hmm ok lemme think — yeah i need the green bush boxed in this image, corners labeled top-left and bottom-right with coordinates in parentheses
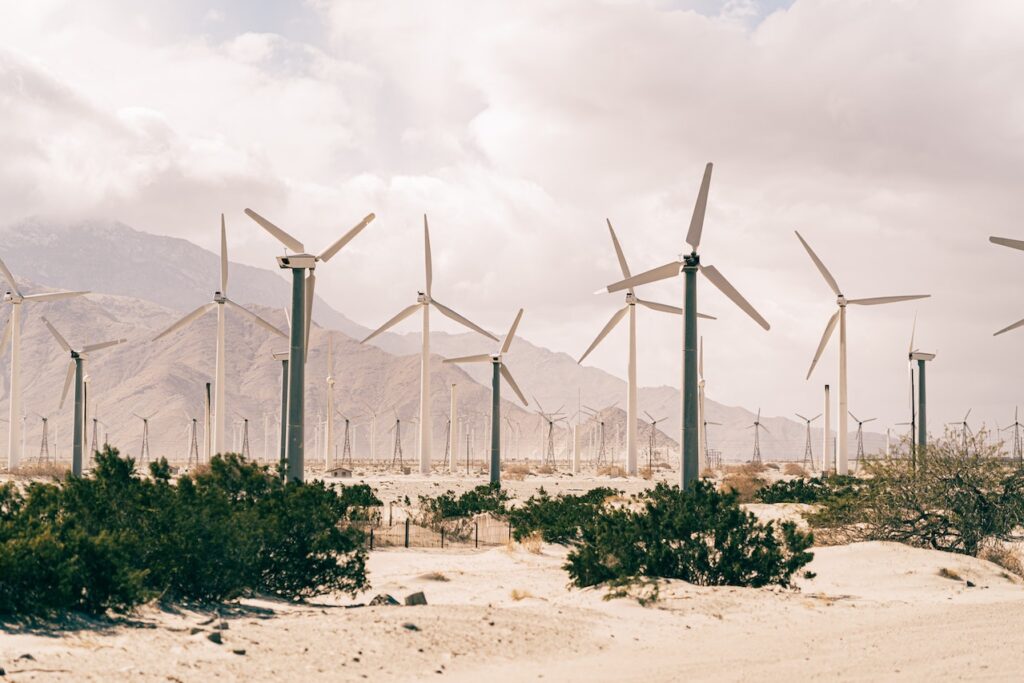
top-left (755, 475), bottom-right (862, 504)
top-left (810, 430), bottom-right (1024, 556)
top-left (0, 447), bottom-right (369, 617)
top-left (418, 483), bottom-right (510, 528)
top-left (510, 487), bottom-right (619, 544)
top-left (566, 481), bottom-right (814, 589)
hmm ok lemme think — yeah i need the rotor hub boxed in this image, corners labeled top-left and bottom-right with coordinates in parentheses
top-left (214, 292), bottom-right (226, 303)
top-left (417, 292), bottom-right (428, 304)
top-left (837, 295), bottom-right (847, 306)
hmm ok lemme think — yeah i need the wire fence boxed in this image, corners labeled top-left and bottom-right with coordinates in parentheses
top-left (355, 515), bottom-right (514, 550)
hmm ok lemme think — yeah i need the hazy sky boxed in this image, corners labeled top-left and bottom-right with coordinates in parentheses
top-left (2, 0), bottom-right (1023, 434)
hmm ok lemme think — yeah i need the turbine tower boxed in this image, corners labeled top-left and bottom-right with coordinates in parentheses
top-left (947, 409), bottom-right (972, 450)
top-left (325, 333), bottom-right (335, 468)
top-left (795, 231), bottom-right (929, 475)
top-left (134, 411), bottom-right (157, 464)
top-left (362, 215), bottom-right (496, 476)
top-left (796, 412), bottom-right (821, 470)
top-left (153, 215), bottom-right (286, 459)
top-left (533, 398), bottom-right (565, 468)
top-left (908, 317), bottom-right (936, 457)
top-left (580, 220), bottom-right (712, 476)
top-left (644, 411), bottom-right (667, 472)
top-left (600, 163), bottom-right (770, 488)
top-left (748, 409), bottom-right (768, 464)
top-left (0, 255), bottom-right (88, 468)
top-left (849, 411), bottom-right (877, 462)
top-left (37, 415), bottom-right (50, 463)
top-left (41, 317), bottom-right (124, 476)
top-left (443, 309), bottom-right (529, 485)
top-left (245, 208), bottom-right (375, 481)
top-left (1002, 408), bottom-right (1023, 463)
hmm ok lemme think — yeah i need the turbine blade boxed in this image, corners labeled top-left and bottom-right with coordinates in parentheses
top-left (807, 310), bottom-right (840, 379)
top-left (699, 264), bottom-right (770, 330)
top-left (990, 236), bottom-right (1024, 252)
top-left (606, 219), bottom-right (632, 286)
top-left (601, 261), bottom-right (681, 294)
top-left (60, 361), bottom-right (75, 409)
top-left (794, 231), bottom-right (841, 297)
top-left (225, 298), bottom-right (287, 337)
top-left (864, 418), bottom-right (877, 423)
top-left (578, 306), bottom-right (628, 364)
top-left (849, 411), bottom-right (860, 423)
top-left (41, 316), bottom-right (72, 353)
top-left (318, 213), bottom-right (376, 262)
top-left (811, 414), bottom-right (821, 422)
top-left (0, 256), bottom-right (21, 296)
top-left (304, 271), bottom-right (315, 361)
top-left (795, 413), bottom-right (807, 422)
top-left (220, 213), bottom-right (228, 295)
top-left (848, 295), bottom-right (930, 306)
top-left (361, 303), bottom-right (421, 343)
top-left (244, 209), bottom-right (305, 253)
top-left (432, 299), bottom-right (498, 341)
top-left (424, 215), bottom-right (432, 298)
top-left (636, 298), bottom-right (680, 315)
top-left (909, 314), bottom-right (917, 355)
top-left (686, 162), bottom-right (713, 250)
top-left (500, 363), bottom-right (529, 407)
top-left (995, 317), bottom-right (1024, 336)
top-left (500, 308), bottom-right (524, 355)
top-left (0, 317), bottom-right (10, 357)
top-left (443, 354), bottom-right (492, 364)
top-left (82, 338), bottom-right (125, 353)
top-left (23, 290), bottom-right (89, 302)
top-left (153, 303), bottom-right (216, 340)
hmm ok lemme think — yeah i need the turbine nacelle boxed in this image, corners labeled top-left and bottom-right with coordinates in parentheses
top-left (276, 254), bottom-right (317, 270)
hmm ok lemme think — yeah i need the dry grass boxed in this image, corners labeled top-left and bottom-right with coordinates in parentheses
top-left (723, 462), bottom-right (767, 476)
top-left (418, 572), bottom-right (450, 582)
top-left (598, 465), bottom-right (627, 478)
top-left (639, 467), bottom-right (654, 480)
top-left (980, 544), bottom-right (1024, 578)
top-left (520, 531), bottom-right (543, 554)
top-left (938, 567), bottom-right (963, 581)
top-left (720, 472), bottom-right (767, 503)
top-left (6, 461), bottom-right (69, 480)
top-left (699, 468), bottom-right (716, 479)
top-left (536, 464), bottom-right (555, 475)
top-left (510, 588), bottom-right (535, 601)
top-left (503, 463), bottom-right (531, 480)
top-left (783, 463), bottom-right (809, 477)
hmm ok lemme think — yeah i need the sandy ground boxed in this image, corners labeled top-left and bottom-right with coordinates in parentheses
top-left (3, 470), bottom-right (1024, 681)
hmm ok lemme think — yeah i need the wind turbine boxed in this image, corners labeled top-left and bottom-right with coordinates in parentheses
top-left (796, 412), bottom-right (821, 470)
top-left (153, 215), bottom-right (286, 460)
top-left (532, 397), bottom-right (565, 468)
top-left (849, 411), bottom-right (877, 462)
top-left (245, 208), bottom-right (375, 481)
top-left (1001, 408), bottom-right (1023, 463)
top-left (0, 255), bottom-right (88, 468)
top-left (580, 220), bottom-right (713, 476)
top-left (443, 309), bottom-right (529, 485)
top-left (133, 411), bottom-right (158, 464)
top-left (41, 317), bottom-right (124, 476)
top-left (795, 231), bottom-right (929, 475)
top-left (644, 411), bottom-right (668, 472)
top-left (748, 408), bottom-right (768, 464)
top-left (599, 163), bottom-right (770, 488)
top-left (361, 216), bottom-right (496, 476)
top-left (907, 317), bottom-right (936, 456)
top-left (947, 409), bottom-right (973, 450)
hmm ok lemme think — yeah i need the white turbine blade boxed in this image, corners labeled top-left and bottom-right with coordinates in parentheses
top-left (794, 231), bottom-right (841, 297)
top-left (23, 290), bottom-right (89, 303)
top-left (59, 361), bottom-right (75, 409)
top-left (847, 295), bottom-right (930, 306)
top-left (361, 303), bottom-right (421, 343)
top-left (224, 299), bottom-right (287, 337)
top-left (432, 299), bottom-right (498, 341)
top-left (424, 215), bottom-right (433, 298)
top-left (153, 302), bottom-right (216, 340)
top-left (500, 364), bottom-right (529, 407)
top-left (636, 298), bottom-right (680, 315)
top-left (807, 310), bottom-right (840, 379)
top-left (795, 412), bottom-right (808, 422)
top-left (686, 162), bottom-right (713, 251)
top-left (811, 413), bottom-right (821, 422)
top-left (500, 308), bottom-right (524, 355)
top-left (318, 213), bottom-right (376, 262)
top-left (699, 264), bottom-right (770, 330)
top-left (244, 209), bottom-right (305, 253)
top-left (864, 417), bottom-right (878, 424)
top-left (991, 236), bottom-right (1024, 252)
top-left (304, 272), bottom-right (315, 361)
top-left (600, 261), bottom-right (681, 295)
top-left (578, 306), bottom-right (628, 364)
top-left (82, 338), bottom-right (125, 353)
top-left (220, 213), bottom-right (228, 295)
top-left (606, 219), bottom-right (632, 286)
top-left (849, 410), bottom-right (860, 423)
top-left (909, 314), bottom-right (917, 355)
top-left (443, 354), bottom-right (491, 364)
top-left (0, 256), bottom-right (21, 296)
top-left (41, 316), bottom-right (72, 353)
top-left (995, 317), bottom-right (1024, 336)
top-left (0, 317), bottom-right (10, 357)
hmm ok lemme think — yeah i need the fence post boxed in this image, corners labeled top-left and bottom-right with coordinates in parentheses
top-left (370, 528), bottom-right (374, 550)
top-left (404, 518), bottom-right (410, 548)
top-left (508, 519), bottom-right (513, 543)
top-left (441, 527), bottom-right (445, 549)
top-left (474, 522), bottom-right (479, 549)
top-left (389, 502), bottom-right (393, 527)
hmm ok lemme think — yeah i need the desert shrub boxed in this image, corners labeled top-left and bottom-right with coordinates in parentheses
top-left (809, 430), bottom-right (1024, 557)
top-left (720, 472), bottom-right (767, 502)
top-left (783, 463), bottom-right (808, 477)
top-left (510, 487), bottom-right (619, 545)
top-left (755, 475), bottom-right (861, 504)
top-left (598, 465), bottom-right (627, 478)
top-left (337, 483), bottom-right (383, 522)
top-left (0, 447), bottom-right (369, 617)
top-left (418, 483), bottom-right (510, 528)
top-left (565, 481), bottom-right (814, 589)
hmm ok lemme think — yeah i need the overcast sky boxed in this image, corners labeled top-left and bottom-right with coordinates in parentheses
top-left (2, 0), bottom-right (1023, 434)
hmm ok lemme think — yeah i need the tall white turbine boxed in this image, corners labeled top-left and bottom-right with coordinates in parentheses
top-left (325, 333), bottom-right (335, 468)
top-left (795, 231), bottom-right (929, 475)
top-left (581, 220), bottom-right (714, 476)
top-left (0, 255), bottom-right (88, 469)
top-left (153, 215), bottom-right (286, 457)
top-left (362, 215), bottom-right (497, 476)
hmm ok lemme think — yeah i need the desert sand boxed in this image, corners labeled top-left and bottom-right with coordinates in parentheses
top-left (2, 473), bottom-right (1023, 682)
